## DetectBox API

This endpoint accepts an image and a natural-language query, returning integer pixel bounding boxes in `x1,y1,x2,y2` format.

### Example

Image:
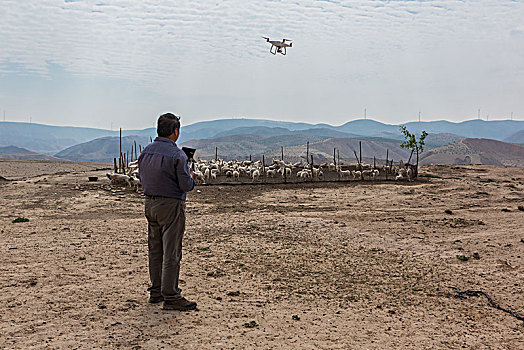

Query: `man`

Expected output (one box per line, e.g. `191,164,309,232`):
138,113,197,311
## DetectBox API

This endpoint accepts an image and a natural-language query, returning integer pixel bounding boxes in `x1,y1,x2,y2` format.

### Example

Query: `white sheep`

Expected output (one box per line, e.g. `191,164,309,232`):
350,170,361,180
233,170,240,180
266,169,276,178
106,173,134,187
252,169,260,182
372,169,379,180
338,169,352,179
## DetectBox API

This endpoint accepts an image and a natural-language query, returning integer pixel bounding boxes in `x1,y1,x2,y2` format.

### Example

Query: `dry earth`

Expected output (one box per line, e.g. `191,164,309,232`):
1,161,523,349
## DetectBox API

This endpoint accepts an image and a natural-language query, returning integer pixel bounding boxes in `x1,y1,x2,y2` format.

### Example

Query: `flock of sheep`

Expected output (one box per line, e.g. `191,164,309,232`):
106,157,415,188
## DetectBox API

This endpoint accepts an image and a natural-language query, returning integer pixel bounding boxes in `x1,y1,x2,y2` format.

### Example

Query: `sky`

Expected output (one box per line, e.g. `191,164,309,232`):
0,0,523,130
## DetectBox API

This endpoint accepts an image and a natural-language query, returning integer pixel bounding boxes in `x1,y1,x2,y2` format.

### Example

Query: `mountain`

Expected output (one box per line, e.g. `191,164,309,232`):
504,130,524,145
0,145,63,161
54,136,151,163
0,122,155,155
3,118,524,158
213,126,359,139
420,138,524,166
182,134,327,160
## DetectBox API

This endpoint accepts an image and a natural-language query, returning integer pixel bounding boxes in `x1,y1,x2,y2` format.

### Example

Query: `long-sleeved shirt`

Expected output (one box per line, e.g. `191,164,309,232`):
138,137,194,200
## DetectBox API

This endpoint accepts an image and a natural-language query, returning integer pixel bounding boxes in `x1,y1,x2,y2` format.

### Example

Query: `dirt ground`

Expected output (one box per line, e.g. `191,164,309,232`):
1,161,523,349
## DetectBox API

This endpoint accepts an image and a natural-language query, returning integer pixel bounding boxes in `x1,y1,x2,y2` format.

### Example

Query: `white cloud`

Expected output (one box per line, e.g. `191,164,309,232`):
0,0,523,127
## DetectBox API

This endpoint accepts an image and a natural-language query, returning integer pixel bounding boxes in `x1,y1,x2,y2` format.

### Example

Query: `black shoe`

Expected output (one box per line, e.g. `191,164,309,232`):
163,297,197,311
149,295,164,304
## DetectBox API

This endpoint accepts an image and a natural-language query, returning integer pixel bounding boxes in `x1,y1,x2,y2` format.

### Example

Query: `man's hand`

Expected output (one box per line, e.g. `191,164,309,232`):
189,168,198,180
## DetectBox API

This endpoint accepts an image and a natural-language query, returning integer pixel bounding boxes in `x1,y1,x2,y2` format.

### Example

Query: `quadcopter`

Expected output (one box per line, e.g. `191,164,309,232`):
262,37,292,55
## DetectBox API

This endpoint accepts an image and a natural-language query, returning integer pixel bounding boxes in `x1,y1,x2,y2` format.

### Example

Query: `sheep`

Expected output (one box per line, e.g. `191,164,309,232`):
372,169,379,180
351,170,361,180
251,169,260,182
204,168,210,181
282,167,291,178
362,169,373,180
312,166,323,178
211,173,217,181
406,167,413,182
266,169,276,178
328,163,336,171
233,170,240,180
339,169,352,179
106,173,134,187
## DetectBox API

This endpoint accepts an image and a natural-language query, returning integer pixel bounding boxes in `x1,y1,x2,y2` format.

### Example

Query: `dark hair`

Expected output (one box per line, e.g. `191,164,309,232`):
157,113,180,137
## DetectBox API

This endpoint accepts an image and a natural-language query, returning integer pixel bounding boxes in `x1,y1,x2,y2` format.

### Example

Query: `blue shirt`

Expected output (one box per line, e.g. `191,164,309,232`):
138,137,195,200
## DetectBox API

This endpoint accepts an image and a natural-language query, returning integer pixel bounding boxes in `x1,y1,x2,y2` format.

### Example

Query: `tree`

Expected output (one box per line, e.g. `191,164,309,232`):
399,125,428,178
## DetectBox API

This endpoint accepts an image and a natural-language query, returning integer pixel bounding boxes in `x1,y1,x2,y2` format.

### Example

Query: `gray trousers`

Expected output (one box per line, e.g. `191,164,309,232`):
145,196,186,301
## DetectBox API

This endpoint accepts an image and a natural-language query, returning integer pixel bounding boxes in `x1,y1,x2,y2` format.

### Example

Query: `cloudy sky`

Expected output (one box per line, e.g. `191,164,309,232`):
1,0,523,129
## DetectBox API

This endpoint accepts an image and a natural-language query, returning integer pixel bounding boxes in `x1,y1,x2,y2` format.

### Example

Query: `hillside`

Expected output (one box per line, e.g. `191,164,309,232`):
420,138,524,166
54,136,151,162
3,119,524,156
504,130,524,145
0,146,63,161
182,134,327,160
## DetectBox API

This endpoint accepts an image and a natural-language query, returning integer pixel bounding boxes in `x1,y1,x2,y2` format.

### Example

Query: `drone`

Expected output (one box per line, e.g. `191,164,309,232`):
262,37,292,55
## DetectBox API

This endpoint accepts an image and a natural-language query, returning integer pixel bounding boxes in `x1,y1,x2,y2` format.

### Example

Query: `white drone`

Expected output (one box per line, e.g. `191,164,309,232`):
262,37,292,55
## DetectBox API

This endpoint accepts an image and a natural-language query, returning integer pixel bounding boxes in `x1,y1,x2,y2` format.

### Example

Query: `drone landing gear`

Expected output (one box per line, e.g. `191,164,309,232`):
269,45,286,55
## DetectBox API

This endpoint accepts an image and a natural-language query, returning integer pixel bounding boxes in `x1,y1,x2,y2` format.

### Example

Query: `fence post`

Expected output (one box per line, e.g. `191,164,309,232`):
113,158,117,173
262,155,266,182
310,155,314,182
385,149,389,180
359,141,362,164
333,148,336,166
306,141,309,164
215,147,218,161
337,150,340,180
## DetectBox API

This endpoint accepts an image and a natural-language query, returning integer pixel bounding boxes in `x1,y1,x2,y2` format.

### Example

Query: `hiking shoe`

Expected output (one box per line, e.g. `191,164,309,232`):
149,295,164,304
163,297,197,311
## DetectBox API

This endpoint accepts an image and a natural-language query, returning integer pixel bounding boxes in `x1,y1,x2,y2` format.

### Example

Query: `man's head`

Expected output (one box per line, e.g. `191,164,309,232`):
157,113,181,142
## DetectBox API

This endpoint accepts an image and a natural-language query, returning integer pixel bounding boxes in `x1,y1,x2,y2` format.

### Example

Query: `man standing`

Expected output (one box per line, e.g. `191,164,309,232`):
138,113,197,311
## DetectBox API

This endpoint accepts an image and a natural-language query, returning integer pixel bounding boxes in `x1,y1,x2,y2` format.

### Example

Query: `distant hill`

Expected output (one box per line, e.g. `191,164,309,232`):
0,145,63,161
54,136,152,162
214,126,359,139
0,122,155,155
3,118,524,160
182,134,327,160
420,138,524,166
504,130,524,145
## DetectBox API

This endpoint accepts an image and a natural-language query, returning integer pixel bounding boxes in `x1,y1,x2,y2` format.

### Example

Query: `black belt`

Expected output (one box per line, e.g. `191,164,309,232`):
145,195,182,200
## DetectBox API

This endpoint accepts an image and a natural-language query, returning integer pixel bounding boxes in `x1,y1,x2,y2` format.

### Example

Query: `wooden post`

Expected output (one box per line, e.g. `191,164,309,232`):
119,128,122,173
215,147,218,161
250,154,252,162
282,147,287,183
139,145,142,153
122,153,126,175
281,146,284,161
353,150,360,169
149,136,152,143
134,141,137,160
310,155,314,182
113,158,117,173
337,150,341,180
333,148,336,166
359,141,362,164
262,155,266,181
306,141,309,165
385,149,389,180
373,156,376,169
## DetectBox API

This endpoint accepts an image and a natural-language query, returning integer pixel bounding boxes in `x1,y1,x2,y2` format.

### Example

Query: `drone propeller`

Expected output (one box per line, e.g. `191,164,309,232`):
262,36,269,40
282,38,292,42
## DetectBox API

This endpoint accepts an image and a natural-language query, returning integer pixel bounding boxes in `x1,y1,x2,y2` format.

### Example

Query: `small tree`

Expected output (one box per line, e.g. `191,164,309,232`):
399,125,428,178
